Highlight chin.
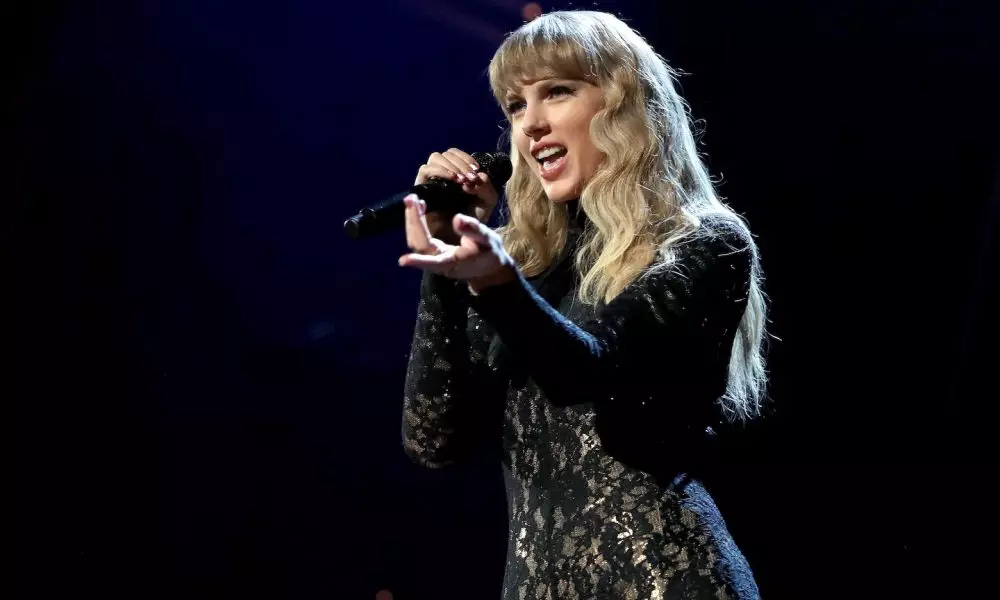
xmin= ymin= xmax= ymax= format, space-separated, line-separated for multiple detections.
xmin=541 ymin=180 xmax=580 ymax=204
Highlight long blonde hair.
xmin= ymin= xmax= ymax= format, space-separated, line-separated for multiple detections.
xmin=487 ymin=10 xmax=768 ymax=421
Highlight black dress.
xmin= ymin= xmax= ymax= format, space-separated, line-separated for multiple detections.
xmin=402 ymin=204 xmax=761 ymax=599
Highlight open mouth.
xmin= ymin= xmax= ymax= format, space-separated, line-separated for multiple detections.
xmin=534 ymin=145 xmax=567 ymax=166
xmin=533 ymin=145 xmax=568 ymax=178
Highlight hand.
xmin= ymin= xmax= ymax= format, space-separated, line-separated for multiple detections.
xmin=398 ymin=195 xmax=515 ymax=288
xmin=414 ymin=148 xmax=499 ymax=244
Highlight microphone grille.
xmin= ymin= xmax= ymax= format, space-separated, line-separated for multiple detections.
xmin=472 ymin=152 xmax=513 ymax=188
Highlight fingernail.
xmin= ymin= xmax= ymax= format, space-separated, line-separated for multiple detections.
xmin=470 ymin=162 xmax=480 ymax=172
xmin=398 ymin=256 xmax=406 ymax=266
xmin=467 ymin=172 xmax=477 ymax=179
xmin=418 ymin=199 xmax=426 ymax=214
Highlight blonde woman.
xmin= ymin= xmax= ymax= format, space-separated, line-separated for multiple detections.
xmin=399 ymin=10 xmax=766 ymax=599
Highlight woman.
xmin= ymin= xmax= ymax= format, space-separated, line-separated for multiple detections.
xmin=399 ymin=10 xmax=767 ymax=600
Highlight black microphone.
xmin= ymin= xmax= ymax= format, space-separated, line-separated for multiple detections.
xmin=343 ymin=151 xmax=512 ymax=239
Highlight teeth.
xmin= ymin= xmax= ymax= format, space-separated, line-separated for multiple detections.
xmin=534 ymin=146 xmax=566 ymax=161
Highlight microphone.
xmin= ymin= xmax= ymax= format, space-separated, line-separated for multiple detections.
xmin=343 ymin=151 xmax=512 ymax=239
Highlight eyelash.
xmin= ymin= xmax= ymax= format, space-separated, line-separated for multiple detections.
xmin=506 ymin=85 xmax=574 ymax=114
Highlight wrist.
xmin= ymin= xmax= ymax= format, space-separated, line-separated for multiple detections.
xmin=468 ymin=265 xmax=516 ymax=295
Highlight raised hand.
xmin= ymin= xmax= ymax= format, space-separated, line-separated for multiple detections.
xmin=398 ymin=195 xmax=515 ymax=291
xmin=413 ymin=148 xmax=499 ymax=244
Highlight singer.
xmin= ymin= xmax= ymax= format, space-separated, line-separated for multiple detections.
xmin=400 ymin=10 xmax=766 ymax=599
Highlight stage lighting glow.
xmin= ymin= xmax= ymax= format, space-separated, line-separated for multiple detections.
xmin=522 ymin=3 xmax=543 ymax=22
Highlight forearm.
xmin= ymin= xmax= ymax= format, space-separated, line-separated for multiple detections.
xmin=467 ymin=265 xmax=517 ymax=295
xmin=469 ymin=267 xmax=611 ymax=406
xmin=402 ymin=272 xmax=504 ymax=467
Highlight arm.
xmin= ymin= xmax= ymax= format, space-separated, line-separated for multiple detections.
xmin=401 ymin=271 xmax=507 ymax=469
xmin=469 ymin=223 xmax=752 ymax=426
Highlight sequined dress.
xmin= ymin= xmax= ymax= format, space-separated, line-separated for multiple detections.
xmin=402 ymin=206 xmax=761 ymax=599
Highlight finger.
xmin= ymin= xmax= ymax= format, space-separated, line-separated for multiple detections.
xmin=402 ymin=195 xmax=421 ymax=250
xmin=400 ymin=239 xmax=494 ymax=275
xmin=426 ymin=155 xmax=478 ymax=194
xmin=459 ymin=171 xmax=490 ymax=195
xmin=416 ymin=163 xmax=462 ymax=186
xmin=428 ymin=152 xmax=472 ymax=184
xmin=403 ymin=195 xmax=434 ymax=253
xmin=473 ymin=170 xmax=491 ymax=186
xmin=461 ymin=180 xmax=481 ymax=195
xmin=445 ymin=148 xmax=480 ymax=174
xmin=453 ymin=213 xmax=491 ymax=245
xmin=399 ymin=247 xmax=459 ymax=270
xmin=440 ymin=150 xmax=477 ymax=182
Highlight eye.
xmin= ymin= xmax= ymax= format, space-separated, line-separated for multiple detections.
xmin=505 ymin=84 xmax=575 ymax=116
xmin=548 ymin=85 xmax=574 ymax=98
xmin=506 ymin=99 xmax=526 ymax=113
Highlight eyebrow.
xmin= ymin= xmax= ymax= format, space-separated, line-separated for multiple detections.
xmin=505 ymin=77 xmax=576 ymax=99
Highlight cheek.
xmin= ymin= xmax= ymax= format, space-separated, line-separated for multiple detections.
xmin=513 ymin=136 xmax=532 ymax=163
xmin=571 ymin=127 xmax=602 ymax=172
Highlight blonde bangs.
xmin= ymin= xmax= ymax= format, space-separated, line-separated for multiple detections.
xmin=488 ymin=19 xmax=604 ymax=108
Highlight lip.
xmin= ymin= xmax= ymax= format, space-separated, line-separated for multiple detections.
xmin=529 ymin=141 xmax=566 ymax=161
xmin=538 ymin=153 xmax=568 ymax=181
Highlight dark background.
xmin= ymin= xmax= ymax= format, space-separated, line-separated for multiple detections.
xmin=9 ymin=0 xmax=998 ymax=598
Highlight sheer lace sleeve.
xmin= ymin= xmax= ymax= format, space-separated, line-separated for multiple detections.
xmin=401 ymin=272 xmax=507 ymax=468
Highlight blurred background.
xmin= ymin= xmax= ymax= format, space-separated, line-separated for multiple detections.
xmin=9 ymin=0 xmax=998 ymax=598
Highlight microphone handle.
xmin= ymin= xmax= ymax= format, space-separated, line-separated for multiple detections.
xmin=344 ymin=179 xmax=471 ymax=240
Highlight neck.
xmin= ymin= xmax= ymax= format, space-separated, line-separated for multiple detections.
xmin=565 ymin=198 xmax=587 ymax=232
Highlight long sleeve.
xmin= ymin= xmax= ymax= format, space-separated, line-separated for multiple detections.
xmin=469 ymin=221 xmax=753 ymax=466
xmin=401 ymin=271 xmax=508 ymax=469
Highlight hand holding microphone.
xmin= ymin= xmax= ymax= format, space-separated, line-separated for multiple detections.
xmin=413 ymin=148 xmax=500 ymax=244
xmin=396 ymin=148 xmax=516 ymax=291
xmin=343 ymin=149 xmax=511 ymax=241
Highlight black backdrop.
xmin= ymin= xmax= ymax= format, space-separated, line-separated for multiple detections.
xmin=10 ymin=0 xmax=999 ymax=598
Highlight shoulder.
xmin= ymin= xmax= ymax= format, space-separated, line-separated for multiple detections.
xmin=618 ymin=215 xmax=754 ymax=311
xmin=595 ymin=214 xmax=756 ymax=311
xmin=653 ymin=214 xmax=755 ymax=277
xmin=686 ymin=214 xmax=755 ymax=258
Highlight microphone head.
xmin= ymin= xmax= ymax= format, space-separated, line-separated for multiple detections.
xmin=471 ymin=152 xmax=512 ymax=189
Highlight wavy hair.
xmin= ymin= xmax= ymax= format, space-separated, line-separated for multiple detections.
xmin=487 ymin=10 xmax=768 ymax=421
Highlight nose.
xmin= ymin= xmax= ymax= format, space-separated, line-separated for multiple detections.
xmin=520 ymin=102 xmax=550 ymax=139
